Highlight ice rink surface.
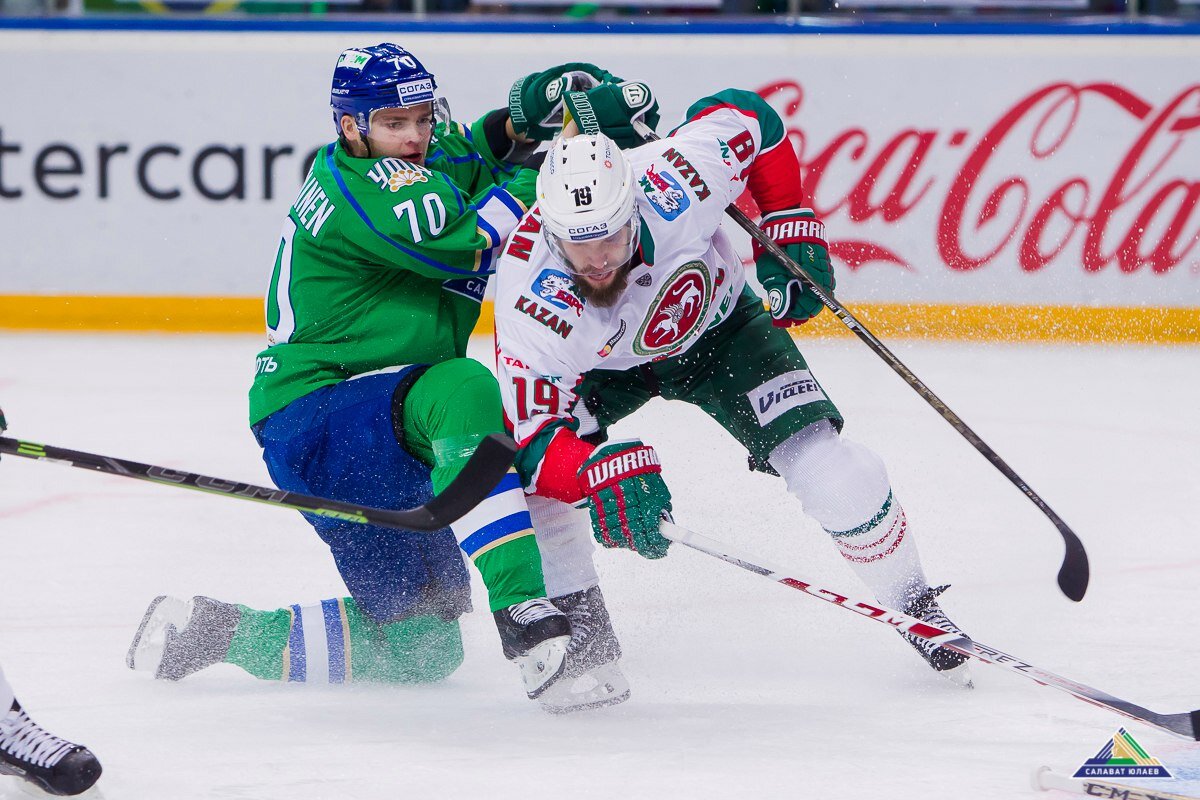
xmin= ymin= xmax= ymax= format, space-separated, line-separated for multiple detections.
xmin=0 ymin=331 xmax=1197 ymax=800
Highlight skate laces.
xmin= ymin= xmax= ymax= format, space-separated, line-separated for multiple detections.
xmin=566 ymin=599 xmax=592 ymax=642
xmin=905 ymin=585 xmax=963 ymax=653
xmin=0 ymin=706 xmax=76 ymax=768
xmin=507 ymin=598 xmax=561 ymax=626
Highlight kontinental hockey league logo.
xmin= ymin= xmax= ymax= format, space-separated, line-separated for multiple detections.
xmin=1073 ymin=729 xmax=1173 ymax=779
xmin=533 ymin=268 xmax=585 ymax=317
xmin=634 ymin=261 xmax=711 ymax=356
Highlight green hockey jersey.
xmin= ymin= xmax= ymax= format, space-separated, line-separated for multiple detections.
xmin=249 ymin=120 xmax=536 ymax=426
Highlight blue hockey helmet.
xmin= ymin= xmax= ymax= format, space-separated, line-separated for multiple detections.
xmin=330 ymin=43 xmax=438 ymax=137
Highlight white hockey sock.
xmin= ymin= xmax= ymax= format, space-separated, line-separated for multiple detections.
xmin=528 ymin=494 xmax=600 ymax=599
xmin=825 ymin=491 xmax=926 ymax=608
xmin=770 ymin=421 xmax=928 ymax=609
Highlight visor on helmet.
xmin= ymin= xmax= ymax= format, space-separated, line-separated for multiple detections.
xmin=545 ymin=211 xmax=641 ymax=280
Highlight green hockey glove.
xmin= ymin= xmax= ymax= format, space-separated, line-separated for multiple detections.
xmin=562 ymin=81 xmax=660 ymax=148
xmin=508 ymin=63 xmax=620 ymax=142
xmin=578 ymin=439 xmax=672 ymax=560
xmin=753 ymin=208 xmax=835 ymax=327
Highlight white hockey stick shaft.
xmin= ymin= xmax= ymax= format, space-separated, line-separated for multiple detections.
xmin=1033 ymin=766 xmax=1199 ymax=800
xmin=661 ymin=522 xmax=1199 ymax=741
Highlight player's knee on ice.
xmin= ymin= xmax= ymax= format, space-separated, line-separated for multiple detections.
xmin=228 ymin=599 xmax=465 ymax=684
xmin=768 ymin=419 xmax=891 ymax=532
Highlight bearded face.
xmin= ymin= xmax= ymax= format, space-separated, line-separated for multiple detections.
xmin=571 ymin=262 xmax=634 ymax=308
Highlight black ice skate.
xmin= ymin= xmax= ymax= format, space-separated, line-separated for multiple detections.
xmin=127 ymin=595 xmax=241 ymax=681
xmin=493 ymin=598 xmax=571 ymax=699
xmin=537 ymin=586 xmax=630 ymax=714
xmin=901 ymin=585 xmax=974 ymax=688
xmin=0 ymin=700 xmax=101 ymax=797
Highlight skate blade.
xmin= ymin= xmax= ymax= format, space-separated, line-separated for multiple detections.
xmin=538 ymin=662 xmax=631 ymax=715
xmin=126 ymin=595 xmax=192 ymax=675
xmin=7 ymin=779 xmax=105 ymax=799
xmin=516 ymin=636 xmax=570 ymax=699
xmin=939 ymin=660 xmax=974 ymax=689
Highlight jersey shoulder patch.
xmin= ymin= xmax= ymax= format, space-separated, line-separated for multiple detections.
xmin=643 ymin=144 xmax=714 ymax=212
xmin=637 ymin=161 xmax=692 ymax=221
xmin=529 ymin=267 xmax=586 ymax=318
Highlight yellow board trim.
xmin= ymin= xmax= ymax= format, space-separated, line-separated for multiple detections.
xmin=1 ymin=295 xmax=1197 ymax=344
xmin=0 ymin=296 xmax=264 ymax=334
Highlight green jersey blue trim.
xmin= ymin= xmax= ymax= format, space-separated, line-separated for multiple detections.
xmin=324 ymin=144 xmax=487 ymax=277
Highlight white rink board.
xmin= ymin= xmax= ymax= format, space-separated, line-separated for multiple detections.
xmin=0 ymin=30 xmax=1198 ymax=307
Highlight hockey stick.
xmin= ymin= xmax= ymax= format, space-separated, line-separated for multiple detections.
xmin=1033 ymin=766 xmax=1200 ymax=800
xmin=662 ymin=522 xmax=1199 ymax=741
xmin=632 ymin=119 xmax=1088 ymax=603
xmin=0 ymin=433 xmax=517 ymax=533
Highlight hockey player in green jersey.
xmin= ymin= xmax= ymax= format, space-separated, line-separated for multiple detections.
xmin=127 ymin=44 xmax=627 ymax=703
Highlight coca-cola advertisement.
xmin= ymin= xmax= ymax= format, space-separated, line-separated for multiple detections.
xmin=744 ymin=77 xmax=1200 ymax=309
xmin=1 ymin=28 xmax=1196 ymax=312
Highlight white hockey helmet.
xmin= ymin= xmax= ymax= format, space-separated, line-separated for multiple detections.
xmin=536 ymin=133 xmax=640 ymax=278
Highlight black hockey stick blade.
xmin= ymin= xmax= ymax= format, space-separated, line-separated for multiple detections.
xmin=0 ymin=433 xmax=517 ymax=533
xmin=1057 ymin=530 xmax=1090 ymax=603
xmin=405 ymin=433 xmax=520 ymax=530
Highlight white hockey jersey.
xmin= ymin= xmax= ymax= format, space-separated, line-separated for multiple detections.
xmin=494 ymin=97 xmax=800 ymax=499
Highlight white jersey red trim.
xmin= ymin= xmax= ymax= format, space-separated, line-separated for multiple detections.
xmin=495 ymin=105 xmax=792 ymax=498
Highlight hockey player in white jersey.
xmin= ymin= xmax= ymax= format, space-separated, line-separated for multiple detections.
xmin=493 ymin=87 xmax=975 ymax=699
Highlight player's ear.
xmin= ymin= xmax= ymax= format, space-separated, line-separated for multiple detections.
xmin=339 ymin=114 xmax=360 ymax=142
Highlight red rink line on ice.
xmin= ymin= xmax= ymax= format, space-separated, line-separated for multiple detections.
xmin=0 ymin=491 xmax=147 ymax=520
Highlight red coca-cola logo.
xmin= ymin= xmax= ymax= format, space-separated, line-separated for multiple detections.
xmin=635 ymin=261 xmax=711 ymax=356
xmin=745 ymin=79 xmax=1200 ymax=276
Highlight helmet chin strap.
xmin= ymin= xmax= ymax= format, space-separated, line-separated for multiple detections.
xmin=357 ymin=116 xmax=374 ymax=159
xmin=341 ymin=129 xmax=373 ymax=159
